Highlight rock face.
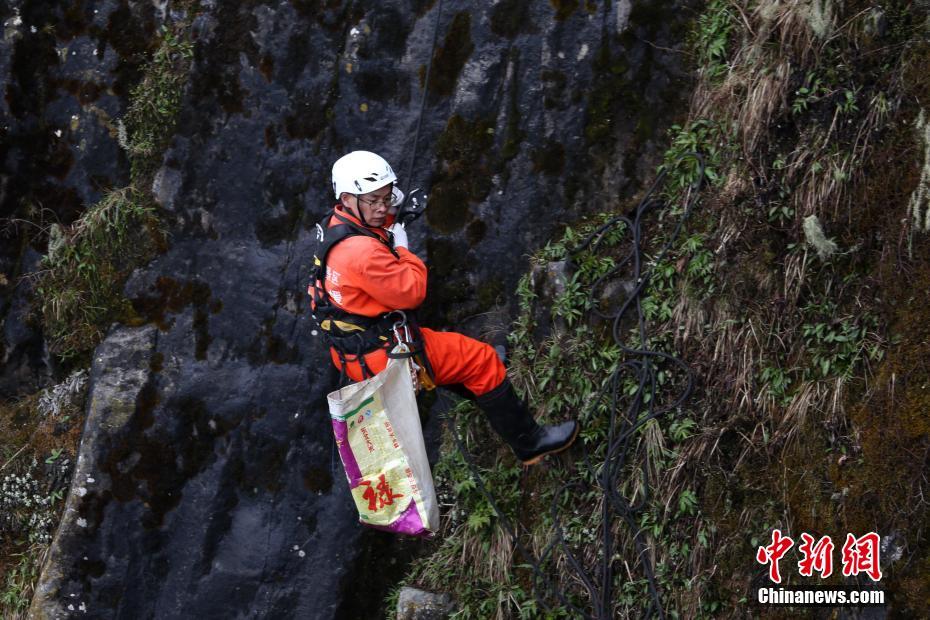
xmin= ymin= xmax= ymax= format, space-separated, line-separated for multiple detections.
xmin=396 ymin=587 xmax=455 ymax=620
xmin=5 ymin=1 xmax=697 ymax=617
xmin=0 ymin=0 xmax=139 ymax=397
xmin=30 ymin=325 xmax=158 ymax=619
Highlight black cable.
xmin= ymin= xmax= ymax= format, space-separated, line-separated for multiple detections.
xmin=566 ymin=154 xmax=705 ymax=618
xmin=446 ymin=413 xmax=594 ymax=619
xmin=444 ymin=153 xmax=706 ymax=618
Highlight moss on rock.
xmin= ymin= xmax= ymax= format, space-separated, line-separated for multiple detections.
xmin=426 ymin=115 xmax=495 ymax=234
xmin=424 ymin=11 xmax=474 ymax=102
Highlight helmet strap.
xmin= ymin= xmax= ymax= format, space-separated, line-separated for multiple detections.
xmin=342 ymin=194 xmax=371 ymax=227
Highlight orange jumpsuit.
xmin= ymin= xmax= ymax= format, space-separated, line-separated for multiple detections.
xmin=312 ymin=205 xmax=506 ymax=397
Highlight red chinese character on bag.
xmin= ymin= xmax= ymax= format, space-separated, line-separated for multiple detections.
xmin=358 ymin=473 xmax=404 ymax=512
xmin=798 ymin=533 xmax=834 ymax=578
xmin=841 ymin=532 xmax=882 ymax=581
xmin=756 ymin=529 xmax=795 ymax=583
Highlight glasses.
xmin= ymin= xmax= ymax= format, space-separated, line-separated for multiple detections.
xmin=356 ymin=187 xmax=395 ymax=208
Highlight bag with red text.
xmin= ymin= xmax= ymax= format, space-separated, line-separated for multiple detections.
xmin=327 ymin=351 xmax=438 ymax=536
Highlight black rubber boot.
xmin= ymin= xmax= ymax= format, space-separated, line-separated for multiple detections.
xmin=476 ymin=379 xmax=579 ymax=465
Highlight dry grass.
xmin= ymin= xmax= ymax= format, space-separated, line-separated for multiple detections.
xmin=634 ymin=1 xmax=923 ymax=612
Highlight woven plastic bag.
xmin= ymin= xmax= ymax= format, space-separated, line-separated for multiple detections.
xmin=327 ymin=351 xmax=439 ymax=536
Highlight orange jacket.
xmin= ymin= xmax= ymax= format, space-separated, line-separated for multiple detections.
xmin=313 ymin=205 xmax=427 ymax=317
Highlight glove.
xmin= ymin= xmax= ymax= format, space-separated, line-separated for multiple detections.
xmin=387 ymin=222 xmax=408 ymax=249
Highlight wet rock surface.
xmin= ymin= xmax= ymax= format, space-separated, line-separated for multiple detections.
xmin=4 ymin=0 xmax=697 ymax=617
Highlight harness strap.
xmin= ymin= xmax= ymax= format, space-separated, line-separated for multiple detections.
xmin=311 ymin=209 xmax=434 ymax=382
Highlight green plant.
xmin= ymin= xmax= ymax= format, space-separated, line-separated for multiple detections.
xmin=123 ymin=25 xmax=195 ymax=180
xmin=792 ymin=72 xmax=827 ymax=114
xmin=35 ymin=188 xmax=163 ymax=358
xmin=767 ymin=203 xmax=795 ymax=224
xmin=836 ymin=87 xmax=860 ymax=115
xmin=759 ymin=365 xmax=793 ymax=405
xmin=658 ymin=120 xmax=725 ymax=199
xmin=693 ymin=0 xmax=735 ymax=82
xmin=800 ymin=302 xmax=880 ymax=380
xmin=550 ymin=273 xmax=589 ymax=326
xmin=1 ymin=551 xmax=42 ymax=615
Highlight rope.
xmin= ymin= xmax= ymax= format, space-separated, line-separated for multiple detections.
xmin=444 ymin=154 xmax=706 ymax=618
xmin=401 ymin=0 xmax=445 ymax=201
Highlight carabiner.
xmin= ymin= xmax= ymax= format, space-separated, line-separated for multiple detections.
xmin=391 ymin=310 xmax=408 ymax=344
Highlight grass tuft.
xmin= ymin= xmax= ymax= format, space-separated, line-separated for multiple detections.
xmin=29 ymin=10 xmax=197 ymax=360
xmin=33 ymin=188 xmax=162 ymax=359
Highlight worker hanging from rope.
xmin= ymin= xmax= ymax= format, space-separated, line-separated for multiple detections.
xmin=309 ymin=150 xmax=579 ymax=465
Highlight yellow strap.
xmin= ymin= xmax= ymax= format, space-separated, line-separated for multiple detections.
xmin=321 ymin=319 xmax=368 ymax=333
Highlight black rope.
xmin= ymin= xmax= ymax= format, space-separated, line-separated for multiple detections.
xmin=401 ymin=0 xmax=445 ymax=201
xmin=443 ymin=153 xmax=706 ymax=618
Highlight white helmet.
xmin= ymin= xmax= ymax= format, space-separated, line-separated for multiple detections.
xmin=331 ymin=151 xmax=398 ymax=199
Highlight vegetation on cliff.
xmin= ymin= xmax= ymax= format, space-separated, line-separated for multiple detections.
xmin=1 ymin=8 xmax=197 ymax=616
xmin=392 ymin=1 xmax=930 ymax=617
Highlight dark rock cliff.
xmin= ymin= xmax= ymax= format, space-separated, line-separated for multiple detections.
xmin=1 ymin=0 xmax=697 ymax=617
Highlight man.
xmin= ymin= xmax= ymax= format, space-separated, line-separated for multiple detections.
xmin=309 ymin=150 xmax=578 ymax=465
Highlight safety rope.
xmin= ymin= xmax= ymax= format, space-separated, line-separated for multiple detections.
xmin=401 ymin=0 xmax=445 ymax=203
xmin=444 ymin=154 xmax=706 ymax=618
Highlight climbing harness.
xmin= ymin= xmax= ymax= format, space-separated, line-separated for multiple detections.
xmin=311 ymin=0 xmax=448 ymax=383
xmin=442 ymin=154 xmax=707 ymax=619
xmin=309 ymin=211 xmax=433 ymax=385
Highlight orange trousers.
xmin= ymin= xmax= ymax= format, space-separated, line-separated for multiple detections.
xmin=330 ymin=327 xmax=506 ymax=397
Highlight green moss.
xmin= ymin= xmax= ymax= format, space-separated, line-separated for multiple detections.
xmin=490 ymin=0 xmax=532 ymax=39
xmin=129 ymin=276 xmax=212 ymax=330
xmin=255 ymin=197 xmax=304 ymax=247
xmin=426 ymin=11 xmax=474 ymax=101
xmin=550 ymin=0 xmax=579 ymax=21
xmin=838 ymin=263 xmax=930 ymax=525
xmin=302 ymin=466 xmax=333 ymax=493
xmin=410 ymin=0 xmax=437 ymax=17
xmin=475 ymin=277 xmax=504 ymax=310
xmin=284 ymin=79 xmax=339 ymax=142
xmin=426 ymin=179 xmax=475 ymax=233
xmin=150 ymin=351 xmax=165 ymax=373
xmin=498 ymin=51 xmax=525 ymax=165
xmin=466 ymin=219 xmax=487 ymax=245
xmin=531 ymin=139 xmax=566 ymax=176
xmin=541 ymin=68 xmax=567 ymax=110
xmin=240 ymin=313 xmax=295 ymax=365
xmin=427 ymin=115 xmax=495 ymax=233
xmin=419 ymin=238 xmax=473 ymax=325
xmin=583 ymin=41 xmax=631 ymax=147
xmin=193 ymin=306 xmax=211 ymax=361
xmin=353 ymin=67 xmax=409 ymax=104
